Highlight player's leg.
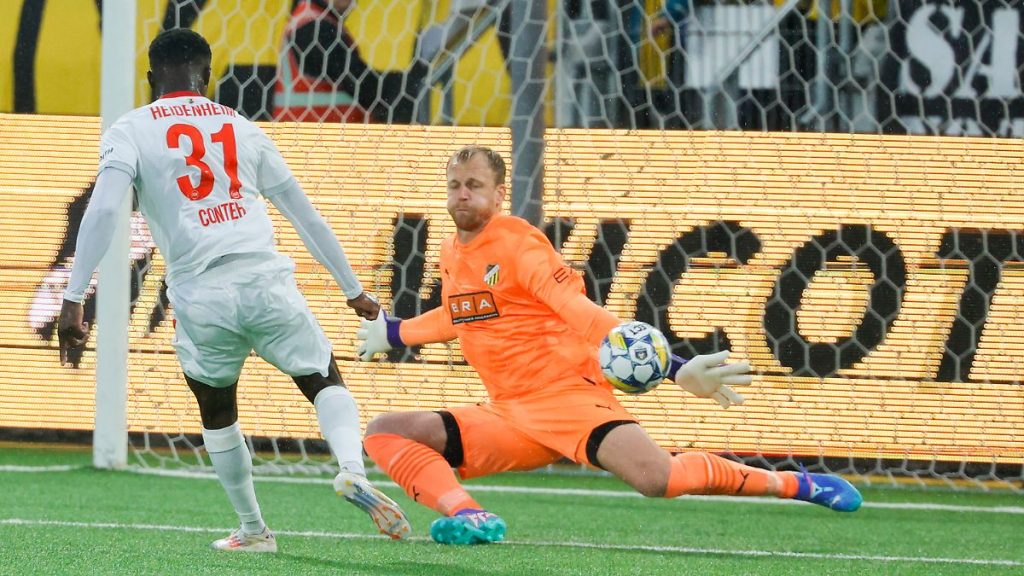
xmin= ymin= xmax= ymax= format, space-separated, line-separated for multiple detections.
xmin=170 ymin=276 xmax=275 ymax=551
xmin=244 ymin=262 xmax=410 ymax=538
xmin=365 ymin=406 xmax=561 ymax=544
xmin=187 ymin=375 xmax=276 ymax=552
xmin=593 ymin=423 xmax=861 ymax=511
xmin=245 ymin=260 xmax=364 ymax=476
xmin=523 ymin=381 xmax=862 ymax=511
xmin=364 ymin=411 xmax=482 ymax=517
xmin=292 ymin=356 xmax=365 ymax=476
xmin=289 ymin=357 xmax=411 ymax=540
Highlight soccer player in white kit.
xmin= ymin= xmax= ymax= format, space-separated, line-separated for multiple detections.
xmin=56 ymin=29 xmax=410 ymax=551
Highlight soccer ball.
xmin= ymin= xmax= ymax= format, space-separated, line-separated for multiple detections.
xmin=599 ymin=321 xmax=671 ymax=394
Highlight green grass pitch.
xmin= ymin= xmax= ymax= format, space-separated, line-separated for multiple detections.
xmin=0 ymin=444 xmax=1021 ymax=575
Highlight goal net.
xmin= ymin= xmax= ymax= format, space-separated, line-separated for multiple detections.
xmin=6 ymin=0 xmax=1021 ymax=491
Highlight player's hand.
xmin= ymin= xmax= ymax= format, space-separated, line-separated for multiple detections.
xmin=356 ymin=311 xmax=394 ymax=361
xmin=57 ymin=299 xmax=90 ymax=367
xmin=347 ymin=292 xmax=380 ymax=320
xmin=674 ymin=351 xmax=751 ymax=408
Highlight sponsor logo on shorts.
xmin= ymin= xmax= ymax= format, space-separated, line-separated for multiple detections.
xmin=449 ymin=291 xmax=499 ymax=324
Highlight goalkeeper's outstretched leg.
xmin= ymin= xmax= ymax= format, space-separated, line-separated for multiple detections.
xmin=593 ymin=422 xmax=862 ymax=511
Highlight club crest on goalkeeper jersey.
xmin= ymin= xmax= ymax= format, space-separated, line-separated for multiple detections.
xmin=98 ymin=92 xmax=293 ymax=287
xmin=438 ymin=214 xmax=607 ymax=400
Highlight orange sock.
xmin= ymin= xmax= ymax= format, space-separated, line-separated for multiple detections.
xmin=664 ymin=452 xmax=798 ymax=498
xmin=364 ymin=433 xmax=481 ymax=516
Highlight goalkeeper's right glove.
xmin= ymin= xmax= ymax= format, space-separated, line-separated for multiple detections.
xmin=355 ymin=311 xmax=404 ymax=361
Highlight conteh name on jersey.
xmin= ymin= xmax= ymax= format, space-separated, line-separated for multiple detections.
xmin=198 ymin=200 xmax=247 ymax=227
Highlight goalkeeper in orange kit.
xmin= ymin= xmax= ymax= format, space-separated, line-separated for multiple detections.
xmin=356 ymin=146 xmax=862 ymax=545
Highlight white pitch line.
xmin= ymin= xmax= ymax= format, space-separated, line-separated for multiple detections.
xmin=0 ymin=518 xmax=1019 ymax=568
xmin=0 ymin=464 xmax=82 ymax=473
xmin=4 ymin=465 xmax=1023 ymax=515
xmin=129 ymin=467 xmax=1024 ymax=515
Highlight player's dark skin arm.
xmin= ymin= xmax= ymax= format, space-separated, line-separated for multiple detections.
xmin=57 ymin=299 xmax=89 ymax=366
xmin=346 ymin=293 xmax=379 ymax=320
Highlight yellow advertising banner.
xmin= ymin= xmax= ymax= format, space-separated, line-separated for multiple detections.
xmin=1 ymin=115 xmax=1020 ymax=463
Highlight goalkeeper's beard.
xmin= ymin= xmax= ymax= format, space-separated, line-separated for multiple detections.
xmin=450 ymin=207 xmax=490 ymax=235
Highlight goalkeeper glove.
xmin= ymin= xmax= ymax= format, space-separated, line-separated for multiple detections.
xmin=355 ymin=311 xmax=404 ymax=361
xmin=671 ymin=350 xmax=751 ymax=409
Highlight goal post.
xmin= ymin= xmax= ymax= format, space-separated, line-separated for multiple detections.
xmin=93 ymin=0 xmax=135 ymax=470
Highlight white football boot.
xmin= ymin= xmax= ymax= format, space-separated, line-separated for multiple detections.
xmin=335 ymin=471 xmax=412 ymax=540
xmin=211 ymin=526 xmax=278 ymax=553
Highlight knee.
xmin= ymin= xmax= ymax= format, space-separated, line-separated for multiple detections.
xmin=365 ymin=413 xmax=402 ymax=437
xmin=625 ymin=463 xmax=670 ymax=498
xmin=634 ymin=475 xmax=667 ymax=498
xmin=365 ymin=411 xmax=448 ymax=454
xmin=365 ymin=412 xmax=427 ymax=438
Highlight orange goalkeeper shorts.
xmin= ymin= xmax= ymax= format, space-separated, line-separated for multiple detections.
xmin=445 ymin=378 xmax=637 ymax=480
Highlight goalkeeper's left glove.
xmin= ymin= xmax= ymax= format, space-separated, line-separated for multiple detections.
xmin=355 ymin=311 xmax=404 ymax=361
xmin=671 ymin=350 xmax=752 ymax=409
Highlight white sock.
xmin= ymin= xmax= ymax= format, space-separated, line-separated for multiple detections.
xmin=314 ymin=386 xmax=366 ymax=476
xmin=203 ymin=423 xmax=265 ymax=535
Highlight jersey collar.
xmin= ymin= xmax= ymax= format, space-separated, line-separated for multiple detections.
xmin=158 ymin=91 xmax=203 ymax=99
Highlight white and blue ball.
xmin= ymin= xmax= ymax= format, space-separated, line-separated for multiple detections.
xmin=599 ymin=321 xmax=671 ymax=394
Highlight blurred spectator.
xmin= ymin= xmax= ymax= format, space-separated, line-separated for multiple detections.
xmin=496 ymin=0 xmax=690 ymax=129
xmin=629 ymin=0 xmax=691 ymax=128
xmin=615 ymin=0 xmax=888 ymax=131
xmin=772 ymin=0 xmax=887 ymax=131
xmin=274 ymin=0 xmax=428 ymax=123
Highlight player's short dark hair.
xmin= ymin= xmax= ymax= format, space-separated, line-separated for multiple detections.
xmin=449 ymin=146 xmax=506 ymax=185
xmin=148 ymin=28 xmax=212 ymax=70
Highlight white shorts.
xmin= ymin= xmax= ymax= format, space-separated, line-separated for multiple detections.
xmin=167 ymin=253 xmax=332 ymax=388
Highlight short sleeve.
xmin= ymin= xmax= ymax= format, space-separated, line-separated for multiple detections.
xmin=256 ymin=130 xmax=296 ymax=197
xmin=515 ymin=228 xmax=586 ymax=312
xmin=98 ymin=120 xmax=139 ymax=179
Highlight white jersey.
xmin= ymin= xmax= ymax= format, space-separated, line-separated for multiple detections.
xmin=99 ymin=92 xmax=292 ymax=287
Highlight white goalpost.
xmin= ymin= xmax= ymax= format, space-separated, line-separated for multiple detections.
xmin=93 ymin=0 xmax=135 ymax=470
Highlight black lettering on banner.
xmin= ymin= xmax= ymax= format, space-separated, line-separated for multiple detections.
xmin=389 ymin=215 xmax=443 ymax=362
xmin=544 ymin=218 xmax=631 ymax=305
xmin=587 ymin=220 xmax=630 ymax=305
xmin=543 ymin=217 xmax=573 ymax=250
xmin=764 ymin=225 xmax=906 ymax=378
xmin=635 ymin=221 xmax=761 ymax=358
xmin=935 ymin=229 xmax=1024 ymax=382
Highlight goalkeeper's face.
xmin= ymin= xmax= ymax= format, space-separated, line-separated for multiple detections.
xmin=446 ymin=154 xmax=506 ymax=235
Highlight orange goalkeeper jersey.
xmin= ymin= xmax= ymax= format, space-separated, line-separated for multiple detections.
xmin=400 ymin=214 xmax=620 ymax=401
